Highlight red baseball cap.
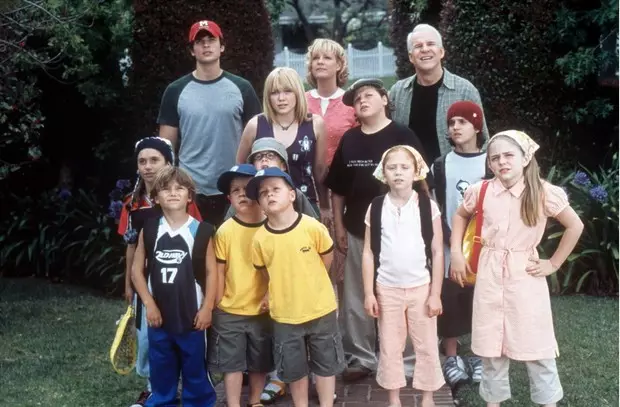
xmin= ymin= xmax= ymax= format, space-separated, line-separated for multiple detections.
xmin=188 ymin=20 xmax=223 ymax=42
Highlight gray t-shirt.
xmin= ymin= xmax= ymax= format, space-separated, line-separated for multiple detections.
xmin=157 ymin=71 xmax=261 ymax=196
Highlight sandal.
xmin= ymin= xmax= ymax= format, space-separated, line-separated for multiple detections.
xmin=260 ymin=380 xmax=286 ymax=404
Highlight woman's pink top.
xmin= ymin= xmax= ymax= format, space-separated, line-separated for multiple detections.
xmin=462 ymin=178 xmax=569 ymax=360
xmin=305 ymin=89 xmax=357 ymax=166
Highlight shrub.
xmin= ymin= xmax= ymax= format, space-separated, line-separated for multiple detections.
xmin=130 ymin=0 xmax=274 ymax=135
xmin=437 ymin=0 xmax=618 ymax=167
xmin=0 ymin=188 xmax=125 ymax=289
xmin=541 ymin=151 xmax=619 ymax=296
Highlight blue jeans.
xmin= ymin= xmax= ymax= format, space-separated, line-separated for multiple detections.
xmin=133 ymin=296 xmax=150 ymax=381
xmin=147 ymin=328 xmax=216 ymax=407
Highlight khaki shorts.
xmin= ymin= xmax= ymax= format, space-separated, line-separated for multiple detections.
xmin=208 ymin=309 xmax=273 ymax=373
xmin=273 ymin=311 xmax=345 ymax=383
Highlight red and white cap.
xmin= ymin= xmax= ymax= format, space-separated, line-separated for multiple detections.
xmin=188 ymin=20 xmax=223 ymax=42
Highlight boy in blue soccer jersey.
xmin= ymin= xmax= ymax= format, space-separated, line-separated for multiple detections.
xmin=132 ymin=166 xmax=217 ymax=407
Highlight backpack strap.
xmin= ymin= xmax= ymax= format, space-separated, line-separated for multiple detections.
xmin=416 ymin=188 xmax=434 ymax=277
xmin=432 ymin=154 xmax=451 ymax=246
xmin=192 ymin=221 xmax=215 ymax=296
xmin=369 ymin=194 xmax=386 ymax=294
xmin=142 ymin=217 xmax=159 ymax=267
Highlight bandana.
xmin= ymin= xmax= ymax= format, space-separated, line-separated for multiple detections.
xmin=488 ymin=130 xmax=540 ymax=162
xmin=373 ymin=145 xmax=429 ymax=183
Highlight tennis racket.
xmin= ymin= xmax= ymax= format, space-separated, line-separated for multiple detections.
xmin=110 ymin=305 xmax=137 ymax=375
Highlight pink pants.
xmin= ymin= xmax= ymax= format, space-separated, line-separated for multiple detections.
xmin=376 ymin=283 xmax=445 ymax=391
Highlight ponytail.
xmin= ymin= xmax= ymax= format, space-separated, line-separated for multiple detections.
xmin=521 ymin=156 xmax=543 ymax=227
xmin=126 ymin=176 xmax=147 ymax=211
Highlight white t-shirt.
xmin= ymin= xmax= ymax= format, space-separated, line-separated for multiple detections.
xmin=364 ymin=192 xmax=441 ymax=288
xmin=431 ymin=151 xmax=487 ymax=277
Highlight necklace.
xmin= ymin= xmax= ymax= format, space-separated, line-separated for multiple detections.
xmin=275 ymin=119 xmax=295 ymax=131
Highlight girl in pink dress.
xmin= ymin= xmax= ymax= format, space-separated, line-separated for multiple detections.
xmin=450 ymin=130 xmax=584 ymax=407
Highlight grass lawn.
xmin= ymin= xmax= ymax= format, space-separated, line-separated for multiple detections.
xmin=456 ymin=295 xmax=619 ymax=406
xmin=1 ymin=278 xmax=617 ymax=407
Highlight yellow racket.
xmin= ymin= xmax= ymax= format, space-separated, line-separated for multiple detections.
xmin=110 ymin=305 xmax=137 ymax=375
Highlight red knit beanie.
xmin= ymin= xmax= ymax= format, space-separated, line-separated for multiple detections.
xmin=447 ymin=101 xmax=484 ymax=132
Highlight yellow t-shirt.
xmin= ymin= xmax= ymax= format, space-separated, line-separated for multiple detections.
xmin=215 ymin=217 xmax=268 ymax=316
xmin=252 ymin=214 xmax=336 ymax=324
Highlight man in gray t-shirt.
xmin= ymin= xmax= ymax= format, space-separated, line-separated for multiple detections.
xmin=158 ymin=20 xmax=261 ymax=226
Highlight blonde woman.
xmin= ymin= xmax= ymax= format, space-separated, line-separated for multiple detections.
xmin=305 ymin=39 xmax=357 ymax=288
xmin=305 ymin=38 xmax=357 ymax=166
xmin=236 ymin=67 xmax=329 ymax=214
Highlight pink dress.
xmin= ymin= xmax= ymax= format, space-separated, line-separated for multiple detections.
xmin=461 ymin=178 xmax=569 ymax=361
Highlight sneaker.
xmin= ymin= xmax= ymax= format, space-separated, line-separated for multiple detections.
xmin=442 ymin=356 xmax=470 ymax=388
xmin=467 ymin=356 xmax=482 ymax=383
xmin=129 ymin=391 xmax=151 ymax=407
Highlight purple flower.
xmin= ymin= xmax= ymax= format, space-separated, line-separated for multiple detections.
xmin=589 ymin=185 xmax=608 ymax=203
xmin=108 ymin=200 xmax=123 ymax=219
xmin=116 ymin=179 xmax=131 ymax=190
xmin=573 ymin=171 xmax=592 ymax=187
xmin=58 ymin=188 xmax=72 ymax=200
xmin=123 ymin=228 xmax=138 ymax=244
xmin=108 ymin=188 xmax=122 ymax=201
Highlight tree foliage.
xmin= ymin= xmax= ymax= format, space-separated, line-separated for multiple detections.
xmin=0 ymin=0 xmax=132 ymax=180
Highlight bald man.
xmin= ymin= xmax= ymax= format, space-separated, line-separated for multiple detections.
xmin=389 ymin=24 xmax=489 ymax=164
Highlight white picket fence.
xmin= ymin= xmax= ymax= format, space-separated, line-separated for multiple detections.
xmin=274 ymin=42 xmax=396 ymax=79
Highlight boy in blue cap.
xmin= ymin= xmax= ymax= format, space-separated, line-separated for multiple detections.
xmin=247 ymin=167 xmax=344 ymax=407
xmin=209 ymin=164 xmax=272 ymax=407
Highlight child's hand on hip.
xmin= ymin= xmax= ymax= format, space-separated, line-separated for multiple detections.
xmin=526 ymin=257 xmax=557 ymax=277
xmin=450 ymin=252 xmax=471 ymax=288
xmin=427 ymin=294 xmax=442 ymax=317
xmin=146 ymin=304 xmax=163 ymax=328
xmin=364 ymin=294 xmax=379 ymax=318
xmin=194 ymin=307 xmax=212 ymax=330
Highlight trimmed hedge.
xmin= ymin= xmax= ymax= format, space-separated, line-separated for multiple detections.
xmin=438 ymin=0 xmax=618 ymax=164
xmin=130 ymin=0 xmax=274 ymax=134
xmin=439 ymin=0 xmax=569 ymax=151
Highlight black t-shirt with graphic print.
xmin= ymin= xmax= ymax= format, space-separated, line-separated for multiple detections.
xmin=325 ymin=121 xmax=427 ymax=238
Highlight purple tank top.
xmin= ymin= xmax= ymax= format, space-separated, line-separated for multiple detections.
xmin=256 ymin=114 xmax=317 ymax=203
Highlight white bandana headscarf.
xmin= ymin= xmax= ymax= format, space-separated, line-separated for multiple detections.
xmin=373 ymin=145 xmax=429 ymax=183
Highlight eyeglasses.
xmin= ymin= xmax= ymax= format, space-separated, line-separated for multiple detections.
xmin=253 ymin=152 xmax=278 ymax=162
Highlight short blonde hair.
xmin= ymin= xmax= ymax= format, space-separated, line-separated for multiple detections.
xmin=263 ymin=67 xmax=308 ymax=125
xmin=305 ymin=38 xmax=349 ymax=88
xmin=151 ymin=166 xmax=196 ymax=202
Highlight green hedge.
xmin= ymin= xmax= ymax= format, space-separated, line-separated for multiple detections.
xmin=439 ymin=0 xmax=572 ymax=157
xmin=130 ymin=0 xmax=274 ymax=134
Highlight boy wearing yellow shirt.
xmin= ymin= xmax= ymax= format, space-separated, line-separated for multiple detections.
xmin=209 ymin=164 xmax=272 ymax=407
xmin=247 ymin=167 xmax=345 ymax=407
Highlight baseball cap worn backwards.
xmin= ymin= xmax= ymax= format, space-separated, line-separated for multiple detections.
xmin=189 ymin=20 xmax=223 ymax=42
xmin=217 ymin=164 xmax=257 ymax=195
xmin=245 ymin=167 xmax=295 ymax=201
xmin=342 ymin=78 xmax=384 ymax=106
